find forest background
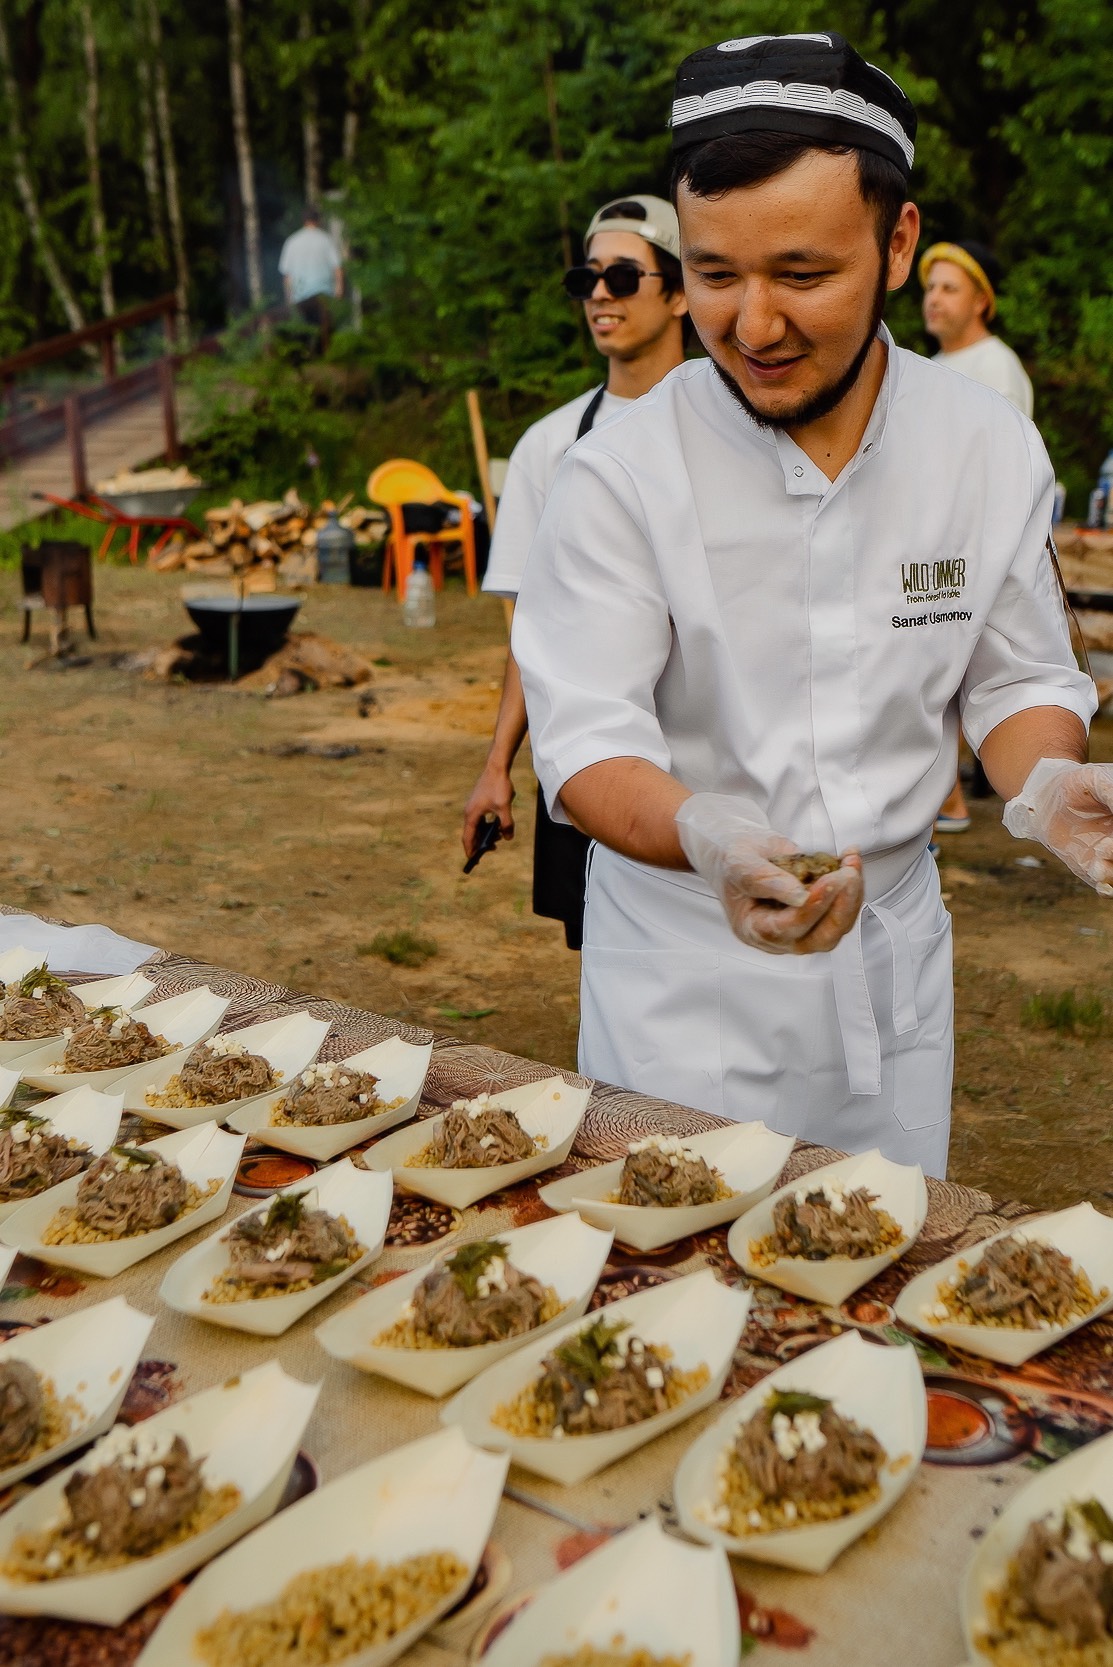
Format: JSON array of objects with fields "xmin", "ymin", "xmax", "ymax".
[{"xmin": 1, "ymin": 0, "xmax": 1111, "ymax": 508}]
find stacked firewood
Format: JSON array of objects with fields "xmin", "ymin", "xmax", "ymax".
[{"xmin": 149, "ymin": 489, "xmax": 386, "ymax": 587}]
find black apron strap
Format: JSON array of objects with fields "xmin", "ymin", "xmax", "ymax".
[{"xmin": 575, "ymin": 384, "xmax": 608, "ymax": 441}]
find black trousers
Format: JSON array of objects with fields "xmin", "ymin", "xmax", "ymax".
[{"xmin": 532, "ymin": 790, "xmax": 590, "ymax": 951}]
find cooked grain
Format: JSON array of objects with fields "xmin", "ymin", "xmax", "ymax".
[
  {"xmin": 41, "ymin": 1178, "xmax": 222, "ymax": 1246},
  {"xmin": 3, "ymin": 1483, "xmax": 241, "ymax": 1581}
]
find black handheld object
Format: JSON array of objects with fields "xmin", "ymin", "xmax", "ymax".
[{"xmin": 463, "ymin": 816, "xmax": 503, "ymax": 875}]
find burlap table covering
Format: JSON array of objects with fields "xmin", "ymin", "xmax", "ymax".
[{"xmin": 0, "ymin": 941, "xmax": 1109, "ymax": 1666}]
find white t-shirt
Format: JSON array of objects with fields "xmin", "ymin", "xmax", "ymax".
[
  {"xmin": 278, "ymin": 225, "xmax": 341, "ymax": 304},
  {"xmin": 514, "ymin": 342, "xmax": 1092, "ymax": 878},
  {"xmin": 934, "ymin": 335, "xmax": 1034, "ymax": 417},
  {"xmin": 482, "ymin": 388, "xmax": 631, "ymax": 597}
]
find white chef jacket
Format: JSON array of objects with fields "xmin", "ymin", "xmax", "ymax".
[
  {"xmin": 513, "ymin": 335, "xmax": 1094, "ymax": 1174},
  {"xmin": 934, "ymin": 335, "xmax": 1033, "ymax": 418},
  {"xmin": 482, "ymin": 389, "xmax": 631, "ymax": 597}
]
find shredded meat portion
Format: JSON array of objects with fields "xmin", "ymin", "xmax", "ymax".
[
  {"xmin": 769, "ymin": 1186, "xmax": 889, "ymax": 1260},
  {"xmin": 618, "ymin": 1141, "xmax": 720, "ymax": 1208},
  {"xmin": 76, "ymin": 1149, "xmax": 188, "ymax": 1235},
  {"xmin": 0, "ymin": 1118, "xmax": 86, "ymax": 1201},
  {"xmin": 176, "ymin": 1042, "xmax": 277, "ymax": 1105},
  {"xmin": 412, "ymin": 1247, "xmax": 544, "ymax": 1346},
  {"xmin": 0, "ymin": 982, "xmax": 85, "ymax": 1042},
  {"xmin": 1010, "ymin": 1508, "xmax": 1113, "ymax": 1647},
  {"xmin": 62, "ymin": 1013, "xmax": 166, "ymax": 1073},
  {"xmin": 0, "ymin": 1361, "xmax": 44, "ymax": 1465},
  {"xmin": 64, "ymin": 1433, "xmax": 202, "ymax": 1557},
  {"xmin": 772, "ymin": 852, "xmax": 841, "ymax": 885},
  {"xmin": 536, "ymin": 1319, "xmax": 672, "ymax": 1433},
  {"xmin": 732, "ymin": 1398, "xmax": 884, "ymax": 1505},
  {"xmin": 278, "ymin": 1065, "xmax": 381, "ymax": 1126},
  {"xmin": 224, "ymin": 1194, "xmax": 355, "ymax": 1288},
  {"xmin": 956, "ymin": 1235, "xmax": 1084, "ymax": 1327},
  {"xmin": 430, "ymin": 1103, "xmax": 535, "ymax": 1167}
]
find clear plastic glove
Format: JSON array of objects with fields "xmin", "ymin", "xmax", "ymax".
[
  {"xmin": 1002, "ymin": 758, "xmax": 1113, "ymax": 895},
  {"xmin": 675, "ymin": 794, "xmax": 864, "ymax": 955}
]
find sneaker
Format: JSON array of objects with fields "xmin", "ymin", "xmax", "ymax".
[{"xmin": 934, "ymin": 814, "xmax": 971, "ymax": 833}]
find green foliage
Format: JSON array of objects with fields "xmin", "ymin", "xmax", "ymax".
[
  {"xmin": 358, "ymin": 930, "xmax": 439, "ymax": 967},
  {"xmin": 1020, "ymin": 988, "xmax": 1106, "ymax": 1035}
]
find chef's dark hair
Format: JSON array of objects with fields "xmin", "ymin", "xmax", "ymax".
[{"xmin": 670, "ymin": 133, "xmax": 907, "ymax": 259}]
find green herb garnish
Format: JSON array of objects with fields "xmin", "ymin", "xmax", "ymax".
[
  {"xmin": 109, "ymin": 1144, "xmax": 160, "ymax": 1168},
  {"xmin": 0, "ymin": 1111, "xmax": 48, "ymax": 1134},
  {"xmin": 444, "ymin": 1238, "xmax": 508, "ymax": 1299},
  {"xmin": 1078, "ymin": 1499, "xmax": 1113, "ymax": 1543},
  {"xmin": 263, "ymin": 1192, "xmax": 310, "ymax": 1233},
  {"xmin": 88, "ymin": 1005, "xmax": 126, "ymax": 1024},
  {"xmin": 552, "ymin": 1315, "xmax": 630, "ymax": 1384},
  {"xmin": 765, "ymin": 1389, "xmax": 831, "ymax": 1419},
  {"xmin": 14, "ymin": 964, "xmax": 70, "ymax": 1000},
  {"xmin": 311, "ymin": 1258, "xmax": 352, "ymax": 1284}
]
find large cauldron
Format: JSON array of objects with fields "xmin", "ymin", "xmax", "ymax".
[{"xmin": 182, "ymin": 591, "xmax": 301, "ymax": 674}]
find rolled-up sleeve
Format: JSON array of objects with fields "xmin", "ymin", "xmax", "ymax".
[
  {"xmin": 961, "ymin": 426, "xmax": 1096, "ymax": 752},
  {"xmin": 513, "ymin": 447, "xmax": 674, "ymax": 822}
]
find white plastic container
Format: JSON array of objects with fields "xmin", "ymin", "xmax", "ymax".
[{"xmin": 402, "ymin": 560, "xmax": 436, "ymax": 627}]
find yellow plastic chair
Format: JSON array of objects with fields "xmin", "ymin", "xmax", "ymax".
[{"xmin": 366, "ymin": 458, "xmax": 478, "ymax": 600}]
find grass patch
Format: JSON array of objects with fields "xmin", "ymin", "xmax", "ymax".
[
  {"xmin": 358, "ymin": 930, "xmax": 438, "ymax": 968},
  {"xmin": 1021, "ymin": 988, "xmax": 1106, "ymax": 1035}
]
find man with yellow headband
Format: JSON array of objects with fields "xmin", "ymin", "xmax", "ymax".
[{"xmin": 921, "ymin": 240, "xmax": 1033, "ymax": 417}]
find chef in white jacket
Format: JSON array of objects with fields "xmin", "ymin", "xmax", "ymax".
[{"xmin": 513, "ymin": 32, "xmax": 1109, "ymax": 1177}]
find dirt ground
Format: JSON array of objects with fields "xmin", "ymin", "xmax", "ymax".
[{"xmin": 1, "ymin": 564, "xmax": 1110, "ymax": 1212}]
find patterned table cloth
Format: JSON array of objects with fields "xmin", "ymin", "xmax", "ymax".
[{"xmin": 0, "ymin": 940, "xmax": 1108, "ymax": 1666}]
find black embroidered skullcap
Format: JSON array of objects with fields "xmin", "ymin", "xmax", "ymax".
[{"xmin": 671, "ymin": 32, "xmax": 917, "ymax": 178}]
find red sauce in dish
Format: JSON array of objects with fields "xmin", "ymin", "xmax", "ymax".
[
  {"xmin": 926, "ymin": 1389, "xmax": 992, "ymax": 1448},
  {"xmin": 237, "ymin": 1154, "xmax": 316, "ymax": 1191}
]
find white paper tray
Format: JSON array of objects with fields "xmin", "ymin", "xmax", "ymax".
[
  {"xmin": 226, "ymin": 1035, "xmax": 432, "ymax": 1159},
  {"xmin": 119, "ymin": 1010, "xmax": 331, "ymax": 1130},
  {"xmin": 0, "ymin": 956, "xmax": 156, "ymax": 1066},
  {"xmin": 16, "ymin": 988, "xmax": 231, "ymax": 1092},
  {"xmin": 0, "ymin": 1083, "xmax": 125, "ymax": 1224}
]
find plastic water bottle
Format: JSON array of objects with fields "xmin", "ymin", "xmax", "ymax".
[
  {"xmin": 402, "ymin": 558, "xmax": 436, "ymax": 628},
  {"xmin": 1100, "ymin": 449, "xmax": 1113, "ymax": 528}
]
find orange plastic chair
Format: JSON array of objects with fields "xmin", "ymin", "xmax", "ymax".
[{"xmin": 366, "ymin": 459, "xmax": 478, "ymax": 600}]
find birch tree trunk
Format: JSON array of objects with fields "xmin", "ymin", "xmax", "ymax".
[
  {"xmin": 136, "ymin": 24, "xmax": 168, "ymax": 270},
  {"xmin": 145, "ymin": 0, "xmax": 190, "ymax": 337},
  {"xmin": 298, "ymin": 6, "xmax": 321, "ymax": 205},
  {"xmin": 341, "ymin": 0, "xmax": 369, "ymax": 168},
  {"xmin": 227, "ymin": 0, "xmax": 263, "ymax": 306},
  {"xmin": 80, "ymin": 0, "xmax": 116, "ymax": 321},
  {"xmin": 0, "ymin": 8, "xmax": 86, "ymax": 332}
]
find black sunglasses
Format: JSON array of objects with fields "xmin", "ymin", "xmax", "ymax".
[{"xmin": 562, "ymin": 262, "xmax": 665, "ymax": 300}]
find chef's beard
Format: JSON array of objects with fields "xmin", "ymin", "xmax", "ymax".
[{"xmin": 709, "ymin": 264, "xmax": 889, "ymax": 432}]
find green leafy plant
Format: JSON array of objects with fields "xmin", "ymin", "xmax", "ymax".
[
  {"xmin": 360, "ymin": 931, "xmax": 438, "ymax": 968},
  {"xmin": 1020, "ymin": 989, "xmax": 1105, "ymax": 1035}
]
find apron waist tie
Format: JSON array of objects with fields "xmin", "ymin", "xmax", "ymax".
[{"xmin": 829, "ymin": 897, "xmax": 919, "ymax": 1097}]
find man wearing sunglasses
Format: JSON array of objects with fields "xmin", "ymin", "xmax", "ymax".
[{"xmin": 461, "ymin": 195, "xmax": 689, "ymax": 951}]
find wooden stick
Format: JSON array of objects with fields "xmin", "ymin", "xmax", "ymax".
[{"xmin": 466, "ymin": 388, "xmax": 497, "ymax": 531}]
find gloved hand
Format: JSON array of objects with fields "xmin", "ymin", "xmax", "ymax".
[
  {"xmin": 675, "ymin": 794, "xmax": 864, "ymax": 955},
  {"xmin": 1002, "ymin": 758, "xmax": 1113, "ymax": 895}
]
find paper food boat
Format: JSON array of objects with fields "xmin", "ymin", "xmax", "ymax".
[
  {"xmin": 0, "ymin": 1244, "xmax": 15, "ymax": 1292},
  {"xmin": 159, "ymin": 1158, "xmax": 393, "ymax": 1337},
  {"xmin": 728, "ymin": 1149, "xmax": 928, "ymax": 1305},
  {"xmin": 962, "ymin": 1424, "xmax": 1113, "ymax": 1662},
  {"xmin": 317, "ymin": 1212, "xmax": 614, "ymax": 1397},
  {"xmin": 675, "ymin": 1329, "xmax": 926, "ymax": 1574},
  {"xmin": 481, "ymin": 1517, "xmax": 740, "ymax": 1667},
  {"xmin": 893, "ymin": 1201, "xmax": 1113, "ymax": 1366},
  {"xmin": 0, "ymin": 1064, "xmax": 18, "ymax": 1110},
  {"xmin": 17, "ymin": 987, "xmax": 231, "ymax": 1092},
  {"xmin": 226, "ymin": 1035, "xmax": 433, "ymax": 1161},
  {"xmin": 0, "ymin": 1084, "xmax": 125, "ymax": 1225},
  {"xmin": 0, "ymin": 1359, "xmax": 318, "ymax": 1626},
  {"xmin": 133, "ymin": 1424, "xmax": 508, "ymax": 1667},
  {"xmin": 0, "ymin": 1297, "xmax": 154, "ymax": 1492},
  {"xmin": 0, "ymin": 1122, "xmax": 245, "ymax": 1277},
  {"xmin": 119, "ymin": 1010, "xmax": 331, "ymax": 1131},
  {"xmin": 540, "ymin": 1122, "xmax": 794, "ymax": 1253},
  {"xmin": 441, "ymin": 1268, "xmax": 751, "ymax": 1487},
  {"xmin": 362, "ymin": 1076, "xmax": 591, "ymax": 1209},
  {"xmin": 0, "ymin": 952, "xmax": 157, "ymax": 1067}
]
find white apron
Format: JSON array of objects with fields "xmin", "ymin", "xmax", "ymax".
[{"xmin": 579, "ymin": 843, "xmax": 953, "ymax": 1177}]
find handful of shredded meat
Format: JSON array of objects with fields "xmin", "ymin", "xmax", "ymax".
[
  {"xmin": 430, "ymin": 1098, "xmax": 536, "ymax": 1167},
  {"xmin": 176, "ymin": 1040, "xmax": 277, "ymax": 1105},
  {"xmin": 618, "ymin": 1137, "xmax": 721, "ymax": 1208},
  {"xmin": 0, "ymin": 1115, "xmax": 86, "ymax": 1202},
  {"xmin": 536, "ymin": 1316, "xmax": 672, "ymax": 1434},
  {"xmin": 76, "ymin": 1147, "xmax": 188, "ymax": 1235},
  {"xmin": 0, "ymin": 1361, "xmax": 44, "ymax": 1465},
  {"xmin": 277, "ymin": 1062, "xmax": 381, "ymax": 1126},
  {"xmin": 62, "ymin": 1010, "xmax": 166, "ymax": 1073},
  {"xmin": 769, "ymin": 1185, "xmax": 892, "ymax": 1260},
  {"xmin": 64, "ymin": 1432, "xmax": 202, "ymax": 1557},
  {"xmin": 224, "ymin": 1190, "xmax": 356, "ymax": 1289},
  {"xmin": 732, "ymin": 1393, "xmax": 884, "ymax": 1506},
  {"xmin": 411, "ymin": 1239, "xmax": 544, "ymax": 1346},
  {"xmin": 772, "ymin": 852, "xmax": 841, "ymax": 885},
  {"xmin": 955, "ymin": 1235, "xmax": 1087, "ymax": 1327},
  {"xmin": 999, "ymin": 1501, "xmax": 1113, "ymax": 1648},
  {"xmin": 0, "ymin": 966, "xmax": 85, "ymax": 1042}
]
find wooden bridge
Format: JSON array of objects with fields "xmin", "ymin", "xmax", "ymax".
[{"xmin": 0, "ymin": 296, "xmax": 201, "ymax": 533}]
